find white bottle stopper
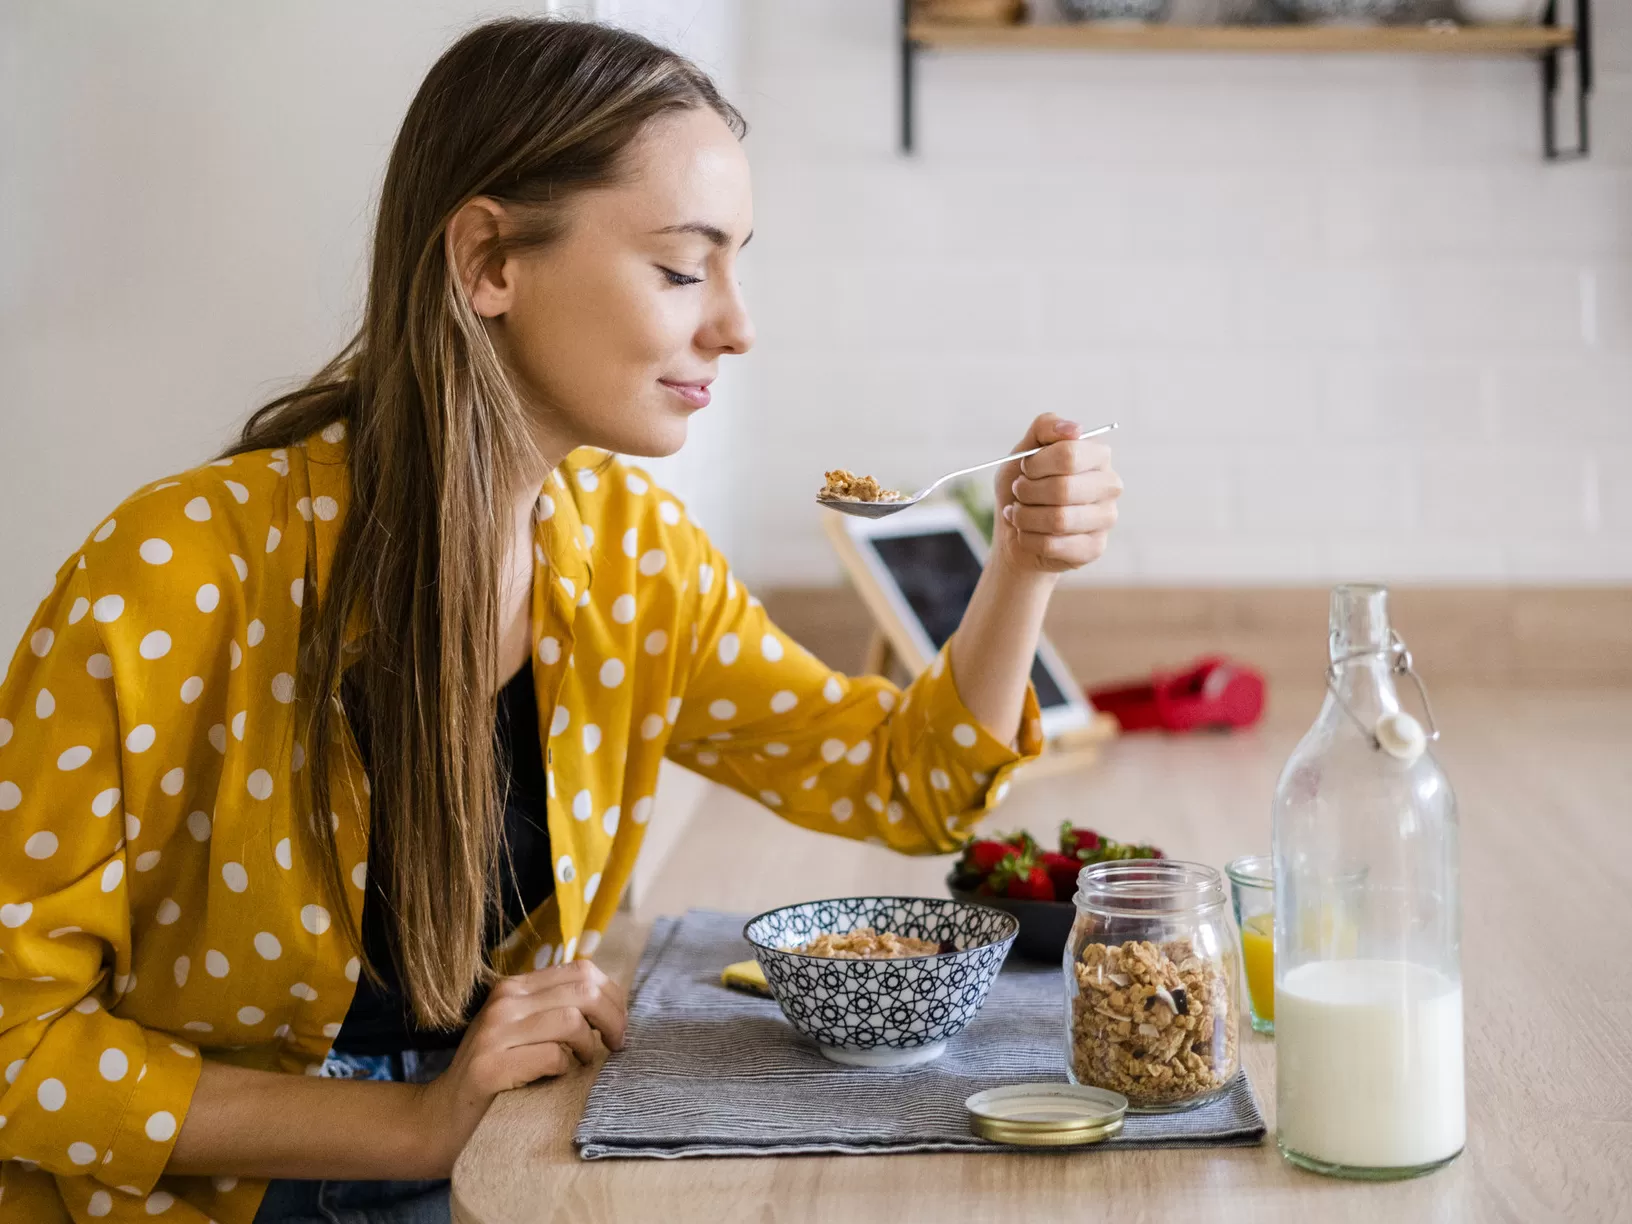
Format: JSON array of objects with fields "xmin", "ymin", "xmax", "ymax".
[{"xmin": 1375, "ymin": 711, "xmax": 1427, "ymax": 762}]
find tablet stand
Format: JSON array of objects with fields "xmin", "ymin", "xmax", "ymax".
[{"xmin": 861, "ymin": 629, "xmax": 1118, "ymax": 785}]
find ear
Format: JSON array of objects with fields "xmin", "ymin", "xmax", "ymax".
[{"xmin": 446, "ymin": 198, "xmax": 513, "ymax": 318}]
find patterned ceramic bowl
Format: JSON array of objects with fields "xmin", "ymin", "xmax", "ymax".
[{"xmin": 744, "ymin": 896, "xmax": 1018, "ymax": 1068}]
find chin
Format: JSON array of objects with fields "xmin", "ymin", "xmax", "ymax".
[{"xmin": 588, "ymin": 414, "xmax": 689, "ymax": 461}]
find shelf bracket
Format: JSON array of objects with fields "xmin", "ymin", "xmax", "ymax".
[
  {"xmin": 901, "ymin": 0, "xmax": 920, "ymax": 155},
  {"xmin": 1542, "ymin": 0, "xmax": 1592, "ymax": 160}
]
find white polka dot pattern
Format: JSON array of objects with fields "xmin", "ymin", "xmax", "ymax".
[
  {"xmin": 99, "ymin": 1048, "xmax": 129, "ymax": 1081},
  {"xmin": 145, "ymin": 1111, "xmax": 177, "ymax": 1141},
  {"xmin": 37, "ymin": 1078, "xmax": 66, "ymax": 1111},
  {"xmin": 0, "ymin": 446, "xmax": 1044, "ymax": 1196}
]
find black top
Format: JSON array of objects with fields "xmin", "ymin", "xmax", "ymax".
[{"xmin": 330, "ymin": 662, "xmax": 555, "ymax": 1055}]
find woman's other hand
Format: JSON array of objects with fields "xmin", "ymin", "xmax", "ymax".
[
  {"xmin": 413, "ymin": 958, "xmax": 628, "ymax": 1171},
  {"xmin": 992, "ymin": 414, "xmax": 1123, "ymax": 577}
]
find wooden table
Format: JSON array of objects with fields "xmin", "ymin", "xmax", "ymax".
[{"xmin": 452, "ymin": 687, "xmax": 1632, "ymax": 1223}]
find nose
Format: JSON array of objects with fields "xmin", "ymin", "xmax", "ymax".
[{"xmin": 704, "ymin": 278, "xmax": 755, "ymax": 357}]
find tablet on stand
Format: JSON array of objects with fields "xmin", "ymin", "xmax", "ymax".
[{"xmin": 823, "ymin": 502, "xmax": 1116, "ymax": 786}]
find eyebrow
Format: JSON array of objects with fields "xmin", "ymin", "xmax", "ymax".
[{"xmin": 652, "ymin": 222, "xmax": 753, "ymax": 250}]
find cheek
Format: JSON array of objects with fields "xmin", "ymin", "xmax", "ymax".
[{"xmin": 509, "ymin": 273, "xmax": 688, "ymax": 407}]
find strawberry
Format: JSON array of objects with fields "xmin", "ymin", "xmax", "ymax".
[
  {"xmin": 1039, "ymin": 851, "xmax": 1082, "ymax": 902},
  {"xmin": 1003, "ymin": 829, "xmax": 1041, "ymax": 858},
  {"xmin": 1060, "ymin": 823, "xmax": 1102, "ymax": 859},
  {"xmin": 1003, "ymin": 865, "xmax": 1055, "ymax": 902},
  {"xmin": 961, "ymin": 839, "xmax": 1019, "ymax": 876},
  {"xmin": 987, "ymin": 853, "xmax": 1054, "ymax": 902},
  {"xmin": 1060, "ymin": 822, "xmax": 1165, "ymax": 866}
]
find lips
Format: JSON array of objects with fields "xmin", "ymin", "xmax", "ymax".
[{"xmin": 659, "ymin": 380, "xmax": 712, "ymax": 409}]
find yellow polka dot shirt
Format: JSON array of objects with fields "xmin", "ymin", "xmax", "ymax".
[{"xmin": 0, "ymin": 427, "xmax": 1042, "ymax": 1221}]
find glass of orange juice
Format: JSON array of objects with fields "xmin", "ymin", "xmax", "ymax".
[{"xmin": 1226, "ymin": 855, "xmax": 1274, "ymax": 1035}]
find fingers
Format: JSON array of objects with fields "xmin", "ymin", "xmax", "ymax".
[
  {"xmin": 528, "ymin": 981, "xmax": 629, "ymax": 1052},
  {"xmin": 1001, "ymin": 420, "xmax": 1119, "ymax": 573},
  {"xmin": 1018, "ymin": 438, "xmax": 1113, "ymax": 480},
  {"xmin": 501, "ymin": 959, "xmax": 628, "ymax": 1020},
  {"xmin": 1011, "ymin": 468, "xmax": 1123, "ymax": 509},
  {"xmin": 482, "ymin": 994, "xmax": 602, "ymax": 1058},
  {"xmin": 487, "ymin": 961, "xmax": 629, "ymax": 1052},
  {"xmin": 498, "ymin": 1039, "xmax": 578, "ymax": 1088},
  {"xmin": 530, "ymin": 1006, "xmax": 603, "ymax": 1065},
  {"xmin": 1004, "ymin": 500, "xmax": 1118, "ymax": 536},
  {"xmin": 468, "ymin": 1010, "xmax": 596, "ymax": 1093},
  {"xmin": 1015, "ymin": 413, "xmax": 1083, "ymax": 451}
]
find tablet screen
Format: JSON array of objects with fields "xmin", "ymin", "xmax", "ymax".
[{"xmin": 866, "ymin": 530, "xmax": 1068, "ymax": 710}]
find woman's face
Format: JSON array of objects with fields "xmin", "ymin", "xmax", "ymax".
[{"xmin": 478, "ymin": 107, "xmax": 755, "ymax": 463}]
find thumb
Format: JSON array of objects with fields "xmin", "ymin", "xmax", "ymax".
[{"xmin": 1018, "ymin": 413, "xmax": 1081, "ymax": 452}]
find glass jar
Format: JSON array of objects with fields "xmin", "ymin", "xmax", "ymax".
[
  {"xmin": 1225, "ymin": 854, "xmax": 1275, "ymax": 1035},
  {"xmin": 1272, "ymin": 584, "xmax": 1463, "ymax": 1180},
  {"xmin": 1064, "ymin": 861, "xmax": 1240, "ymax": 1112}
]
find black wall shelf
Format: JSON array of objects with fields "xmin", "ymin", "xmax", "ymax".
[{"xmin": 899, "ymin": 0, "xmax": 1592, "ymax": 161}]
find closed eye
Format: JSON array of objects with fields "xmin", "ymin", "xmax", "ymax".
[{"xmin": 659, "ymin": 266, "xmax": 702, "ymax": 287}]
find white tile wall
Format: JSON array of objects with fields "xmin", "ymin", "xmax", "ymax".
[
  {"xmin": 731, "ymin": 1, "xmax": 1632, "ymax": 588},
  {"xmin": 0, "ymin": 0, "xmax": 744, "ymax": 648}
]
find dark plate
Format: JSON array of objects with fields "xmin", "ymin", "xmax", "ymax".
[{"xmin": 946, "ymin": 872, "xmax": 1075, "ymax": 964}]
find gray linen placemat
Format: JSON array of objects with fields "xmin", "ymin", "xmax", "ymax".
[{"xmin": 576, "ymin": 909, "xmax": 1266, "ymax": 1160}]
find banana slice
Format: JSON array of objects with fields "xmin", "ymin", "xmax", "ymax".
[{"xmin": 721, "ymin": 959, "xmax": 772, "ymax": 996}]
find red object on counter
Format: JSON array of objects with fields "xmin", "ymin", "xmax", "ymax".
[{"xmin": 1088, "ymin": 656, "xmax": 1266, "ymax": 733}]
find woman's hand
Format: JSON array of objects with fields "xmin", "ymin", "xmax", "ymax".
[
  {"xmin": 413, "ymin": 959, "xmax": 628, "ymax": 1172},
  {"xmin": 991, "ymin": 413, "xmax": 1122, "ymax": 578},
  {"xmin": 946, "ymin": 414, "xmax": 1122, "ymax": 746}
]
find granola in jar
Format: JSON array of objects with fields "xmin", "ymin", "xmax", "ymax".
[
  {"xmin": 1070, "ymin": 938, "xmax": 1237, "ymax": 1108},
  {"xmin": 1064, "ymin": 860, "xmax": 1241, "ymax": 1111}
]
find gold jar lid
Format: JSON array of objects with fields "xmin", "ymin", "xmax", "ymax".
[{"xmin": 966, "ymin": 1084, "xmax": 1128, "ymax": 1148}]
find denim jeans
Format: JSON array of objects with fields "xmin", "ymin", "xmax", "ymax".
[{"xmin": 251, "ymin": 1048, "xmax": 456, "ymax": 1224}]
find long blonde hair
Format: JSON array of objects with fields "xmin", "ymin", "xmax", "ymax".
[{"xmin": 228, "ymin": 18, "xmax": 744, "ymax": 1028}]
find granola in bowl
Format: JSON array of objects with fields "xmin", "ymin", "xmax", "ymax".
[{"xmin": 786, "ymin": 927, "xmax": 945, "ymax": 959}]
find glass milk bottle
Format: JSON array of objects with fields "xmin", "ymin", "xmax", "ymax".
[{"xmin": 1272, "ymin": 584, "xmax": 1464, "ymax": 1179}]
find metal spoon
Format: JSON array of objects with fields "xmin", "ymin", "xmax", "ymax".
[{"xmin": 817, "ymin": 422, "xmax": 1119, "ymax": 519}]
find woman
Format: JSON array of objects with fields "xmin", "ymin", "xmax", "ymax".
[{"xmin": 0, "ymin": 18, "xmax": 1121, "ymax": 1224}]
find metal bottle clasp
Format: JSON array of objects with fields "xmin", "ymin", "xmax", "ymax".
[{"xmin": 1325, "ymin": 629, "xmax": 1442, "ymax": 755}]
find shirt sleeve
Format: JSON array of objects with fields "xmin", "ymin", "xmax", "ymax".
[
  {"xmin": 665, "ymin": 529, "xmax": 1044, "ymax": 855},
  {"xmin": 0, "ymin": 557, "xmax": 202, "ymax": 1195}
]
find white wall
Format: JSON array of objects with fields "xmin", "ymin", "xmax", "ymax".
[
  {"xmin": 5, "ymin": 2, "xmax": 1629, "ymax": 656},
  {"xmin": 0, "ymin": 0, "xmax": 742, "ymax": 648},
  {"xmin": 733, "ymin": 1, "xmax": 1632, "ymax": 588}
]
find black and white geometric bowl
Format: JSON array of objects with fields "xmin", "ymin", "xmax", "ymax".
[{"xmin": 743, "ymin": 896, "xmax": 1018, "ymax": 1068}]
